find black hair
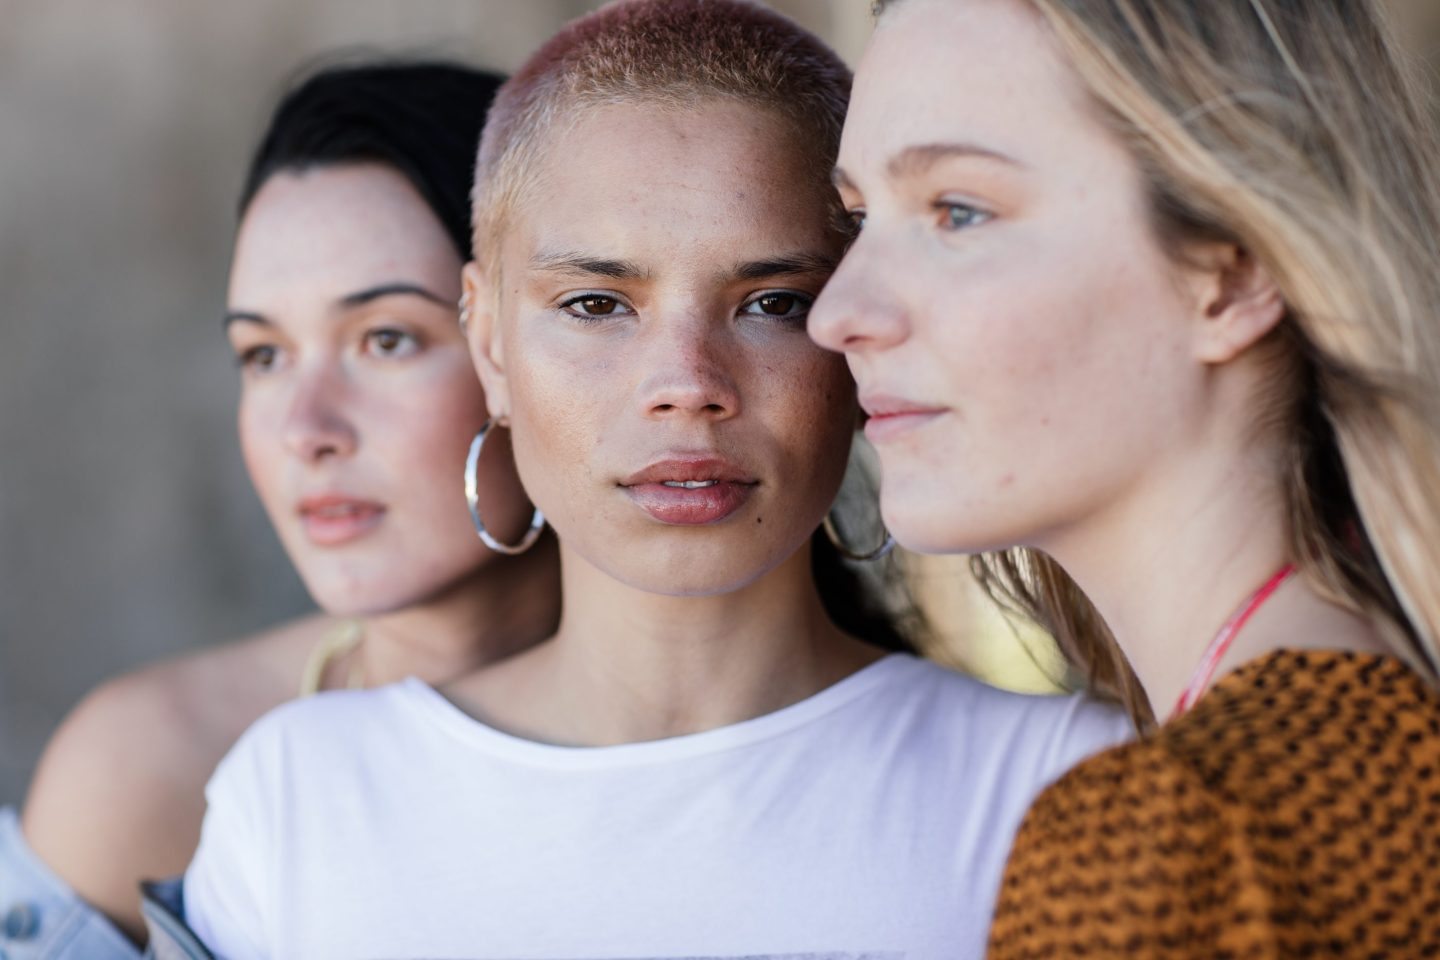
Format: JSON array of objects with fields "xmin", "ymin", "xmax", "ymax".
[
  {"xmin": 239, "ymin": 58, "xmax": 505, "ymax": 260},
  {"xmin": 812, "ymin": 532, "xmax": 924, "ymax": 654}
]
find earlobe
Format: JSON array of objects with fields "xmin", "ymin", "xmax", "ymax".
[
  {"xmin": 1192, "ymin": 245, "xmax": 1287, "ymax": 364},
  {"xmin": 461, "ymin": 260, "xmax": 510, "ymax": 422}
]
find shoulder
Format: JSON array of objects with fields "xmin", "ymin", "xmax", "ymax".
[
  {"xmin": 995, "ymin": 651, "xmax": 1440, "ymax": 955},
  {"xmin": 26, "ymin": 615, "xmax": 330, "ymax": 815},
  {"xmin": 883, "ymin": 655, "xmax": 1133, "ymax": 769},
  {"xmin": 207, "ymin": 679, "xmax": 425, "ymax": 801},
  {"xmin": 21, "ymin": 616, "xmax": 329, "ymax": 938}
]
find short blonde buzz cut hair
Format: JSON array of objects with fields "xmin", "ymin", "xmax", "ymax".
[{"xmin": 469, "ymin": 0, "xmax": 853, "ymax": 272}]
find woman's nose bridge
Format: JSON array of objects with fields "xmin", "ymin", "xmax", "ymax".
[
  {"xmin": 283, "ymin": 355, "xmax": 356, "ymax": 456},
  {"xmin": 640, "ymin": 308, "xmax": 739, "ymax": 414},
  {"xmin": 812, "ymin": 235, "xmax": 903, "ymax": 349}
]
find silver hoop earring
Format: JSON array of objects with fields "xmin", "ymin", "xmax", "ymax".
[
  {"xmin": 465, "ymin": 421, "xmax": 545, "ymax": 555},
  {"xmin": 458, "ymin": 291, "xmax": 472, "ymax": 330},
  {"xmin": 822, "ymin": 511, "xmax": 894, "ymax": 563}
]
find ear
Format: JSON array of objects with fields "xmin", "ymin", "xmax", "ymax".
[
  {"xmin": 462, "ymin": 259, "xmax": 511, "ymax": 425},
  {"xmin": 1189, "ymin": 243, "xmax": 1287, "ymax": 364}
]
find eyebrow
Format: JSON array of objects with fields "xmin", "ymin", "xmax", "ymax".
[
  {"xmin": 734, "ymin": 253, "xmax": 837, "ymax": 281},
  {"xmin": 529, "ymin": 251, "xmax": 650, "ymax": 281},
  {"xmin": 833, "ymin": 141, "xmax": 1023, "ymax": 191},
  {"xmin": 222, "ymin": 282, "xmax": 451, "ymax": 328}
]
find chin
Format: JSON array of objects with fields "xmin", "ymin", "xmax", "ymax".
[
  {"xmin": 880, "ymin": 493, "xmax": 982, "ymax": 557},
  {"xmin": 300, "ymin": 571, "xmax": 434, "ymax": 618},
  {"xmin": 604, "ymin": 547, "xmax": 789, "ymax": 599}
]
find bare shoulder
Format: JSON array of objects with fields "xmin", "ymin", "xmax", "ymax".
[{"xmin": 20, "ymin": 614, "xmax": 329, "ymax": 941}]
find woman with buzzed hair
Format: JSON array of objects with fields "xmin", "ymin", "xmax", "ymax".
[{"xmin": 180, "ymin": 3, "xmax": 1129, "ymax": 957}]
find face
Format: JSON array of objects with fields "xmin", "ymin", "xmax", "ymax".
[
  {"xmin": 228, "ymin": 164, "xmax": 528, "ymax": 614},
  {"xmin": 809, "ymin": 0, "xmax": 1209, "ymax": 557},
  {"xmin": 468, "ymin": 100, "xmax": 855, "ymax": 596}
]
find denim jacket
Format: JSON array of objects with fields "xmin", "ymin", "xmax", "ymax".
[
  {"xmin": 138, "ymin": 880, "xmax": 210, "ymax": 960},
  {"xmin": 0, "ymin": 806, "xmax": 140, "ymax": 959}
]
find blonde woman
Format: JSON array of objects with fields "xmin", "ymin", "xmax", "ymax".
[{"xmin": 810, "ymin": 0, "xmax": 1440, "ymax": 955}]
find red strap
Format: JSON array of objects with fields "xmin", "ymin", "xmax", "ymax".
[{"xmin": 1170, "ymin": 564, "xmax": 1296, "ymax": 719}]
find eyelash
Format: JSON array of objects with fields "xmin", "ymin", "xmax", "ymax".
[
  {"xmin": 237, "ymin": 345, "xmax": 279, "ymax": 372},
  {"xmin": 556, "ymin": 291, "xmax": 814, "ymax": 325},
  {"xmin": 935, "ymin": 201, "xmax": 992, "ymax": 231},
  {"xmin": 844, "ymin": 201, "xmax": 994, "ymax": 234},
  {"xmin": 232, "ymin": 327, "xmax": 420, "ymax": 373},
  {"xmin": 362, "ymin": 327, "xmax": 421, "ymax": 357},
  {"xmin": 558, "ymin": 293, "xmax": 634, "ymax": 323}
]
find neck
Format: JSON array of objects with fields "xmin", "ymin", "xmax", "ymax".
[
  {"xmin": 456, "ymin": 540, "xmax": 880, "ymax": 746},
  {"xmin": 1045, "ymin": 445, "xmax": 1293, "ymax": 717},
  {"xmin": 353, "ymin": 534, "xmax": 561, "ymax": 688}
]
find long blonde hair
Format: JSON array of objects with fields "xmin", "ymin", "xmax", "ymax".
[{"xmin": 883, "ymin": 0, "xmax": 1440, "ymax": 726}]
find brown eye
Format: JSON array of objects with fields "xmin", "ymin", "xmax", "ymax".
[
  {"xmin": 363, "ymin": 328, "xmax": 419, "ymax": 358},
  {"xmin": 757, "ymin": 294, "xmax": 796, "ymax": 315},
  {"xmin": 740, "ymin": 291, "xmax": 813, "ymax": 323},
  {"xmin": 237, "ymin": 345, "xmax": 280, "ymax": 372},
  {"xmin": 576, "ymin": 296, "xmax": 619, "ymax": 316},
  {"xmin": 559, "ymin": 293, "xmax": 633, "ymax": 322}
]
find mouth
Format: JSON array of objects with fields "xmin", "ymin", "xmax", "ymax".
[
  {"xmin": 620, "ymin": 457, "xmax": 758, "ymax": 525},
  {"xmin": 858, "ymin": 393, "xmax": 948, "ymax": 443},
  {"xmin": 296, "ymin": 494, "xmax": 387, "ymax": 546}
]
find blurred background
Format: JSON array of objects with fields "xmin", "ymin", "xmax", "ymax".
[{"xmin": 1, "ymin": 0, "xmax": 1437, "ymax": 805}]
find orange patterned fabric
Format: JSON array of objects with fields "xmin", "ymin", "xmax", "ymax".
[{"xmin": 988, "ymin": 650, "xmax": 1440, "ymax": 959}]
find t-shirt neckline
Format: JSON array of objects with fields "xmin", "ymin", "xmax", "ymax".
[{"xmin": 398, "ymin": 652, "xmax": 914, "ymax": 769}]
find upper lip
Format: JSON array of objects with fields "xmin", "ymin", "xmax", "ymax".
[
  {"xmin": 296, "ymin": 493, "xmax": 385, "ymax": 515},
  {"xmin": 620, "ymin": 455, "xmax": 758, "ymax": 486},
  {"xmin": 858, "ymin": 393, "xmax": 947, "ymax": 418}
]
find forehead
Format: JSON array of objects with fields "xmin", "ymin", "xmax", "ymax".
[
  {"xmin": 230, "ymin": 164, "xmax": 460, "ymax": 305},
  {"xmin": 844, "ymin": 0, "xmax": 1095, "ymax": 178},
  {"xmin": 506, "ymin": 99, "xmax": 836, "ymax": 269}
]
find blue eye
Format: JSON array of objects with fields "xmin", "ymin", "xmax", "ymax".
[
  {"xmin": 937, "ymin": 201, "xmax": 992, "ymax": 231},
  {"xmin": 739, "ymin": 291, "xmax": 813, "ymax": 323}
]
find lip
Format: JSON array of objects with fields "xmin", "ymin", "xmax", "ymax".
[
  {"xmin": 620, "ymin": 456, "xmax": 758, "ymax": 525},
  {"xmin": 859, "ymin": 393, "xmax": 948, "ymax": 444},
  {"xmin": 296, "ymin": 494, "xmax": 387, "ymax": 546}
]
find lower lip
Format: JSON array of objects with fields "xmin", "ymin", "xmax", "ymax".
[
  {"xmin": 864, "ymin": 410, "xmax": 946, "ymax": 444},
  {"xmin": 299, "ymin": 506, "xmax": 386, "ymax": 546},
  {"xmin": 623, "ymin": 482, "xmax": 755, "ymax": 525}
]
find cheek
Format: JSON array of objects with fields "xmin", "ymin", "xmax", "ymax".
[
  {"xmin": 502, "ymin": 345, "xmax": 602, "ymax": 516},
  {"xmin": 237, "ymin": 391, "xmax": 286, "ymax": 508},
  {"xmin": 749, "ymin": 338, "xmax": 857, "ymax": 490},
  {"xmin": 384, "ymin": 371, "xmax": 490, "ymax": 485},
  {"xmin": 940, "ymin": 226, "xmax": 1189, "ymax": 439},
  {"xmin": 888, "ymin": 230, "xmax": 1200, "ymax": 550}
]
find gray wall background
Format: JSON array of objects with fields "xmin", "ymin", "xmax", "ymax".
[
  {"xmin": 0, "ymin": 0, "xmax": 870, "ymax": 806},
  {"xmin": 2, "ymin": 0, "xmax": 1436, "ymax": 806}
]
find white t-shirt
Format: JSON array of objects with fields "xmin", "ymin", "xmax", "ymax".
[{"xmin": 185, "ymin": 654, "xmax": 1131, "ymax": 960}]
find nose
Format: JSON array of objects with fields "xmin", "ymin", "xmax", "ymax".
[
  {"xmin": 808, "ymin": 240, "xmax": 909, "ymax": 354},
  {"xmin": 282, "ymin": 364, "xmax": 358, "ymax": 463},
  {"xmin": 635, "ymin": 317, "xmax": 741, "ymax": 422}
]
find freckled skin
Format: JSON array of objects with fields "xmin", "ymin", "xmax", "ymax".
[
  {"xmin": 229, "ymin": 166, "xmax": 529, "ymax": 613},
  {"xmin": 480, "ymin": 101, "xmax": 855, "ymax": 597},
  {"xmin": 809, "ymin": 0, "xmax": 1207, "ymax": 558}
]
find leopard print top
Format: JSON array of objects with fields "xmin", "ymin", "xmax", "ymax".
[{"xmin": 988, "ymin": 650, "xmax": 1440, "ymax": 959}]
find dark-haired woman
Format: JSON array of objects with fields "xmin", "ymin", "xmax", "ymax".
[{"xmin": 2, "ymin": 61, "xmax": 560, "ymax": 955}]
